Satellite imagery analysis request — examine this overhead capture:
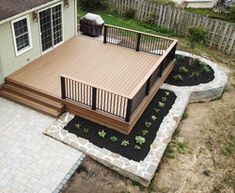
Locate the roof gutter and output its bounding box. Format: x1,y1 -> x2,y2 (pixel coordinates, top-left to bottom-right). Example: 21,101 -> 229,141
0,0 -> 61,25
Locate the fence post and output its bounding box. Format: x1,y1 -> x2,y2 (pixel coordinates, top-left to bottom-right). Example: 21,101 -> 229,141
92,87 -> 97,110
60,76 -> 66,99
145,76 -> 151,95
136,33 -> 141,51
125,99 -> 132,122
103,25 -> 108,44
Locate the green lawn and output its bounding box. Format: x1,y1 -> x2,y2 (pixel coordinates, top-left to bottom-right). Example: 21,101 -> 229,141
186,8 -> 235,24
78,7 -> 235,69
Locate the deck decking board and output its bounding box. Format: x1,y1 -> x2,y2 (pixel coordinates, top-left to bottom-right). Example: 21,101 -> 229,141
9,36 -> 160,98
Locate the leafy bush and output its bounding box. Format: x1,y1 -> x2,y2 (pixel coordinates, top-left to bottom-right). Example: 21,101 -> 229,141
110,136 -> 118,142
158,101 -> 165,108
190,71 -> 200,79
165,91 -> 170,96
145,13 -> 158,24
83,128 -> 89,133
80,0 -> 108,11
124,8 -> 136,19
161,97 -> 167,102
201,65 -> 211,73
145,121 -> 152,128
98,130 -> 106,138
121,140 -> 130,146
179,66 -> 188,74
151,115 -> 157,121
188,27 -> 209,47
134,145 -> 141,150
142,130 -> 149,136
135,136 -> 146,145
75,123 -> 81,129
173,74 -> 183,81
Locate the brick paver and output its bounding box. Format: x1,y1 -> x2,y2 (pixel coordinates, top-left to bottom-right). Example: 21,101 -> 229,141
0,98 -> 83,193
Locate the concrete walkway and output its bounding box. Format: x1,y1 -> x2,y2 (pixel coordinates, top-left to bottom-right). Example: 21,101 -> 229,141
0,98 -> 84,193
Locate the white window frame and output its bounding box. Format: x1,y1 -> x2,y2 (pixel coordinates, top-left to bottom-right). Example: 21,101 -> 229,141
38,2 -> 64,54
11,15 -> 33,56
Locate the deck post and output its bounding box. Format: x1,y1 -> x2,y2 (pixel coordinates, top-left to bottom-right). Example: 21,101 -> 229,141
136,33 -> 141,51
60,76 -> 66,99
103,25 -> 107,44
125,99 -> 132,122
145,76 -> 151,95
92,87 -> 97,110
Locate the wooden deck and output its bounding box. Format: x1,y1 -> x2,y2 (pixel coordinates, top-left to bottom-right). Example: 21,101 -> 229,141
1,25 -> 177,134
9,36 -> 160,98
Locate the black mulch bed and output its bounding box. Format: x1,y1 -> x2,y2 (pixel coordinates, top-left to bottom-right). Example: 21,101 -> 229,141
64,89 -> 176,162
165,54 -> 215,86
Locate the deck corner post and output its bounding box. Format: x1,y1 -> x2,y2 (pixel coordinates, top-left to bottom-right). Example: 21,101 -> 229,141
103,25 -> 108,44
145,76 -> 151,95
125,99 -> 132,122
136,33 -> 141,51
92,87 -> 97,110
60,76 -> 66,99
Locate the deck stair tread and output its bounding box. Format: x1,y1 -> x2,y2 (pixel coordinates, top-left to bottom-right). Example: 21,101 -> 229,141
1,84 -> 63,110
0,81 -> 65,117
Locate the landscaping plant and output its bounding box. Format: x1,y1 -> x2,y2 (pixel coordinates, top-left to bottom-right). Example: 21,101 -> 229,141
145,121 -> 152,128
134,145 -> 141,150
135,136 -> 146,145
173,74 -> 183,81
98,130 -> 106,138
142,130 -> 149,136
75,123 -> 81,129
83,127 -> 89,133
179,66 -> 188,74
151,115 -> 157,121
158,101 -> 165,108
121,140 -> 130,146
110,136 -> 118,142
190,71 -> 200,79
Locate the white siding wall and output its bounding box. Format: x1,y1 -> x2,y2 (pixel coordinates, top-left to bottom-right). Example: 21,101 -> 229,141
0,0 -> 76,84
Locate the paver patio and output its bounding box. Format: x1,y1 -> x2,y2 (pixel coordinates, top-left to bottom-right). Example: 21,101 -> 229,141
0,97 -> 84,193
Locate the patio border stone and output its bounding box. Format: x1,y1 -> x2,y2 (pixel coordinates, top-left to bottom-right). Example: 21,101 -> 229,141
43,51 -> 227,187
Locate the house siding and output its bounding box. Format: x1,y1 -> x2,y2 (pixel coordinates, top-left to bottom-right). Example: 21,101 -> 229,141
0,0 -> 76,82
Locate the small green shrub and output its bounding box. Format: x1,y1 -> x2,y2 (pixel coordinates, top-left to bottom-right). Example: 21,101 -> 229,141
145,121 -> 152,128
75,123 -> 81,129
182,111 -> 189,120
135,136 -> 146,145
154,108 -> 160,113
145,13 -> 158,24
173,74 -> 183,81
110,136 -> 118,142
188,27 -> 209,47
134,145 -> 141,150
158,101 -> 165,108
201,65 -> 210,73
142,130 -> 149,136
177,55 -> 185,61
179,66 -> 188,74
151,115 -> 157,121
80,0 -> 108,10
161,97 -> 167,102
165,91 -> 170,96
121,140 -> 130,146
190,71 -> 200,79
124,8 -> 136,19
98,130 -> 106,138
83,128 -> 89,133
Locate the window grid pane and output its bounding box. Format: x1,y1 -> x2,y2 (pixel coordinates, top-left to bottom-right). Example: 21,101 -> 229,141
13,18 -> 30,52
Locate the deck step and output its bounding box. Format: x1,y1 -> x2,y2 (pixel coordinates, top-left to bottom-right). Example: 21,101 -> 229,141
0,81 -> 65,117
1,84 -> 63,111
0,89 -> 62,117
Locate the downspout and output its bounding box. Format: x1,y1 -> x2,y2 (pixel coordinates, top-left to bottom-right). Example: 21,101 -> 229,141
74,0 -> 78,36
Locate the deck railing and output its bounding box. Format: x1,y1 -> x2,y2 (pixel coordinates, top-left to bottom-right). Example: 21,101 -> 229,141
60,75 -> 133,121
61,25 -> 177,122
103,24 -> 174,55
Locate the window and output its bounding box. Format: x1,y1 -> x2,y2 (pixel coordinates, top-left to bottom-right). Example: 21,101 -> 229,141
39,4 -> 63,52
12,16 -> 32,56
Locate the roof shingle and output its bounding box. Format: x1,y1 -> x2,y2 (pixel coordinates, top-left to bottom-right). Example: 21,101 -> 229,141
0,0 -> 55,22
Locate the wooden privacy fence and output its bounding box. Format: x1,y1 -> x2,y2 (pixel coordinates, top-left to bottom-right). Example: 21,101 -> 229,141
107,0 -> 235,55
